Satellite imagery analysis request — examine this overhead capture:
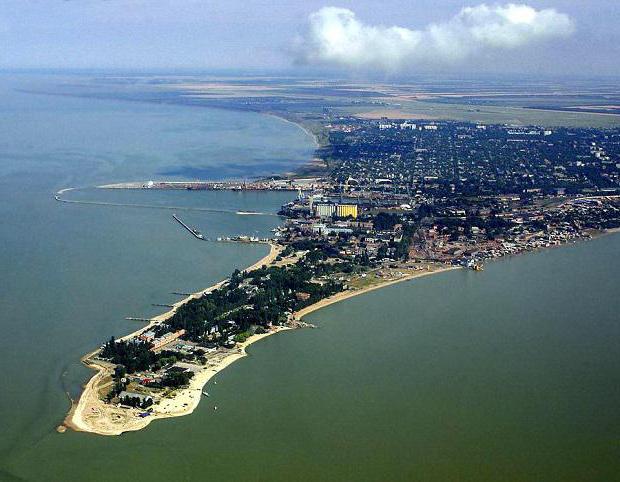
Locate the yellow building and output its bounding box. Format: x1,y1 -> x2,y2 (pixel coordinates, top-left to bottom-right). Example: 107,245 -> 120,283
336,204 -> 358,219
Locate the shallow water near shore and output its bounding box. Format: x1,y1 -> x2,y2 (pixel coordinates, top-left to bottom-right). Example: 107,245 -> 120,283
6,233 -> 620,482
0,75 -> 311,478
1,75 -> 619,481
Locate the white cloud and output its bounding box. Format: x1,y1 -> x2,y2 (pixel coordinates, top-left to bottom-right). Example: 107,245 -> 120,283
295,4 -> 575,71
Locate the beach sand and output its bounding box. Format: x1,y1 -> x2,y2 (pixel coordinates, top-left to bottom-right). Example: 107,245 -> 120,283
265,113 -> 321,148
64,243 -> 283,435
65,248 -> 458,436
65,325 -> 292,436
295,265 -> 459,320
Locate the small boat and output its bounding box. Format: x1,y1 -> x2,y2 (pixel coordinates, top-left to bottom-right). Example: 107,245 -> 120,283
214,406 -> 218,411
202,391 -> 210,397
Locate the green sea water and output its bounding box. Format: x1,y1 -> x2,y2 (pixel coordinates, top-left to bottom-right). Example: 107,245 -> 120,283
0,75 -> 619,481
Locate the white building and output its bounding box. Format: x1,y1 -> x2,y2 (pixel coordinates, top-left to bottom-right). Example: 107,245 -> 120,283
315,203 -> 336,218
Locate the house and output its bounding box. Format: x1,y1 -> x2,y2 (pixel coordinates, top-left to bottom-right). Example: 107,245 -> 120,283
150,329 -> 186,351
295,292 -> 311,301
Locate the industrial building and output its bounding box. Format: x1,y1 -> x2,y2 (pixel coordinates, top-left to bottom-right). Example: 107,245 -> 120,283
336,204 -> 358,219
314,203 -> 336,218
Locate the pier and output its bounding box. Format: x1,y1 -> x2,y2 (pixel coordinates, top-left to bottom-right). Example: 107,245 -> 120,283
215,235 -> 271,244
97,178 -> 325,192
172,214 -> 207,240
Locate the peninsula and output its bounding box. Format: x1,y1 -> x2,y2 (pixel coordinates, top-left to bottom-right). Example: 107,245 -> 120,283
64,117 -> 620,435
65,240 -> 455,435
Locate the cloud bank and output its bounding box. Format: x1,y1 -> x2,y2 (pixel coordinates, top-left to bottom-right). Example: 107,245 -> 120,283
295,4 -> 575,71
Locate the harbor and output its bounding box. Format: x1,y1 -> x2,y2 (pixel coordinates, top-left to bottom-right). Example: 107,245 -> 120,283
98,178 -> 328,192
172,213 -> 271,244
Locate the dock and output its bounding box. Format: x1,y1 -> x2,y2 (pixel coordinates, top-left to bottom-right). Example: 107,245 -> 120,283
125,317 -> 153,322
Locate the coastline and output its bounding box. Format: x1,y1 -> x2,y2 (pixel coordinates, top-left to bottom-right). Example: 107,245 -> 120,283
61,107 -> 327,436
64,242 -> 283,435
64,244 -> 458,435
295,266 -> 460,320
293,228 -> 619,322
263,113 -> 331,178
63,225 -> 618,435
264,113 -> 321,149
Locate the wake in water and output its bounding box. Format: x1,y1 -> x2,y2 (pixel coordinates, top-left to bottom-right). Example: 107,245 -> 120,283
54,187 -> 278,217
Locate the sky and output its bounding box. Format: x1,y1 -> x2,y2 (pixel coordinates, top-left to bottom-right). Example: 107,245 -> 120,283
0,0 -> 619,76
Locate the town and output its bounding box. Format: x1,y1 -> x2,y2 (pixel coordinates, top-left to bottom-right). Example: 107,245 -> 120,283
281,118 -> 620,264
85,118 -> 620,422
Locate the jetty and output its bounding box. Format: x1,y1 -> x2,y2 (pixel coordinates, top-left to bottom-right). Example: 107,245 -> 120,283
172,214 -> 206,240
215,235 -> 270,244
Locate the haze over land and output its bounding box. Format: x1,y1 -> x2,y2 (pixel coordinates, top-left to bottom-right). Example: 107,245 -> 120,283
0,1 -> 619,77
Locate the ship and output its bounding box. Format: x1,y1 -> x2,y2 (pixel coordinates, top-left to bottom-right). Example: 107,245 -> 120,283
463,258 -> 484,271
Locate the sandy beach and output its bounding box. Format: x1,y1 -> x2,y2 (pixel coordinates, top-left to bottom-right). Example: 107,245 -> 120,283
65,325 -> 292,436
265,113 -> 320,149
65,244 -> 458,436
64,242 -> 283,435
295,265 -> 459,320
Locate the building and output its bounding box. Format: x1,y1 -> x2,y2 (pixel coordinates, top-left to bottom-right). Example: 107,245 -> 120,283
150,329 -> 186,351
311,223 -> 327,235
138,330 -> 156,343
312,223 -> 353,236
315,203 -> 336,218
350,220 -> 374,231
336,204 -> 358,219
327,227 -> 353,235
